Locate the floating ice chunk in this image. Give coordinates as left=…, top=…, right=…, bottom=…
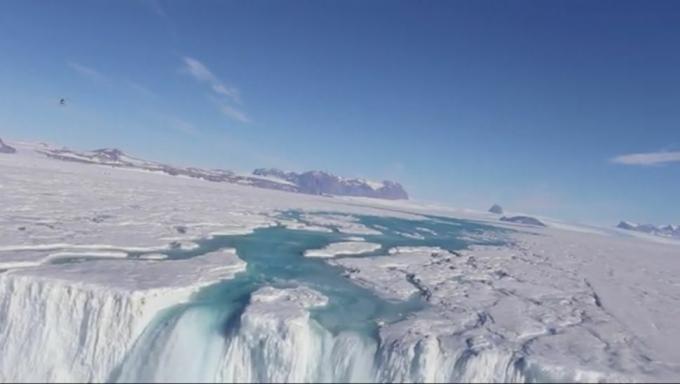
left=337, top=225, right=383, bottom=235
left=416, top=227, right=438, bottom=236
left=168, top=240, right=199, bottom=250
left=344, top=236, right=366, bottom=241
left=304, top=241, right=381, bottom=258
left=138, top=253, right=167, bottom=260
left=276, top=219, right=334, bottom=233
left=395, top=231, right=426, bottom=240
left=300, top=213, right=383, bottom=235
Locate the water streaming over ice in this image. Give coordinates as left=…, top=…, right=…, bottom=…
left=2, top=211, right=567, bottom=382
left=111, top=213, right=522, bottom=382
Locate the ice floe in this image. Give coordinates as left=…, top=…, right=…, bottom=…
left=304, top=241, right=381, bottom=258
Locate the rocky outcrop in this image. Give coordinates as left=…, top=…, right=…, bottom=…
left=252, top=168, right=409, bottom=200
left=0, top=138, right=16, bottom=154
left=617, top=221, right=680, bottom=239
left=36, top=145, right=406, bottom=200
left=500, top=216, right=546, bottom=227
left=488, top=204, right=504, bottom=214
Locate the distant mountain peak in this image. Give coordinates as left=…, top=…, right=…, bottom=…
left=617, top=221, right=680, bottom=239
left=489, top=204, right=504, bottom=214
left=500, top=215, right=546, bottom=227
left=93, top=147, right=124, bottom=155
left=91, top=148, right=127, bottom=162
left=93, top=148, right=123, bottom=154
left=0, top=137, right=16, bottom=154
left=252, top=168, right=408, bottom=200
left=35, top=145, right=408, bottom=200
left=616, top=221, right=638, bottom=230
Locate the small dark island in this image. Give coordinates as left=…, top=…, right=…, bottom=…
left=500, top=216, right=546, bottom=227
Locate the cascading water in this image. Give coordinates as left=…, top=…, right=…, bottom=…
left=109, top=213, right=529, bottom=383
left=2, top=212, right=578, bottom=383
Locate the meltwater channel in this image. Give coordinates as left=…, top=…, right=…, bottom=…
left=110, top=212, right=507, bottom=382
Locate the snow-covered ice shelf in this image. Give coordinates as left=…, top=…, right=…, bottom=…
left=1, top=140, right=680, bottom=382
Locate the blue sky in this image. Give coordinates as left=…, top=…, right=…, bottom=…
left=1, top=0, right=679, bottom=225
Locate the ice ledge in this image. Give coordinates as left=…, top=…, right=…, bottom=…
left=4, top=248, right=245, bottom=293
left=0, top=249, right=246, bottom=382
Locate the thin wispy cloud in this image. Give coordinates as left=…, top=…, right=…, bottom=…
left=220, top=105, right=251, bottom=124
left=67, top=61, right=108, bottom=83
left=181, top=57, right=240, bottom=103
left=610, top=151, right=680, bottom=166
left=181, top=56, right=250, bottom=124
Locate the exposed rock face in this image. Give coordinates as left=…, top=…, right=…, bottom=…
left=91, top=148, right=125, bottom=162
left=500, top=216, right=546, bottom=227
left=35, top=145, right=406, bottom=200
left=252, top=168, right=409, bottom=200
left=488, top=204, right=504, bottom=215
left=616, top=221, right=637, bottom=231
left=0, top=138, right=16, bottom=154
left=617, top=221, right=680, bottom=239
left=39, top=146, right=296, bottom=190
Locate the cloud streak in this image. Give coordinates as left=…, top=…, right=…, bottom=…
left=181, top=56, right=249, bottom=124
left=67, top=61, right=108, bottom=82
left=182, top=57, right=240, bottom=103
left=610, top=151, right=680, bottom=166
left=220, top=105, right=251, bottom=124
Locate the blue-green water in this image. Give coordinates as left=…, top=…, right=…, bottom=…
left=143, top=211, right=506, bottom=335
left=112, top=211, right=509, bottom=382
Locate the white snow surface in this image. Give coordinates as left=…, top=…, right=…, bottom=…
left=1, top=140, right=680, bottom=382
left=333, top=235, right=680, bottom=382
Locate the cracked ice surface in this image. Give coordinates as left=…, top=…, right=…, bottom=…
left=332, top=233, right=680, bottom=381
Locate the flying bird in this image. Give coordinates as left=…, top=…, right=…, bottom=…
left=59, top=98, right=67, bottom=106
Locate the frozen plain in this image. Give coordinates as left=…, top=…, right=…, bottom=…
left=1, top=141, right=680, bottom=382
